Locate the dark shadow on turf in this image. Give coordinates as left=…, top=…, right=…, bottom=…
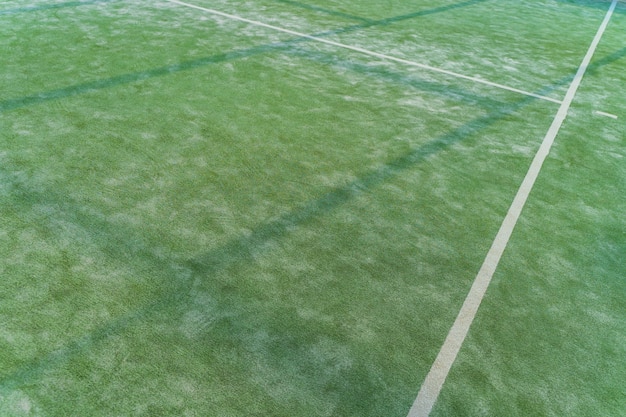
left=286, top=47, right=507, bottom=109
left=313, top=0, right=489, bottom=38
left=272, top=0, right=373, bottom=23
left=0, top=40, right=505, bottom=113
left=0, top=0, right=489, bottom=113
left=0, top=73, right=563, bottom=391
left=0, top=0, right=116, bottom=16
left=0, top=44, right=288, bottom=113
left=555, top=0, right=626, bottom=15
left=3, top=5, right=621, bottom=401
left=587, top=46, right=626, bottom=74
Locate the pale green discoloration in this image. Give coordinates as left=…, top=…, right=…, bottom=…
left=1, top=1, right=623, bottom=416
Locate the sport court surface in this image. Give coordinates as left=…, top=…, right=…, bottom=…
left=0, top=0, right=624, bottom=416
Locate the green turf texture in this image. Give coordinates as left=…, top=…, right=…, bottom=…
left=1, top=0, right=624, bottom=416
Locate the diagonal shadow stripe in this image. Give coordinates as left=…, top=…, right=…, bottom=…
left=0, top=38, right=504, bottom=115
left=187, top=102, right=536, bottom=275
left=0, top=44, right=290, bottom=113
left=587, top=46, right=626, bottom=74
left=285, top=46, right=506, bottom=109
left=556, top=0, right=626, bottom=14
left=0, top=0, right=116, bottom=16
left=0, top=0, right=489, bottom=113
left=0, top=66, right=571, bottom=390
left=273, top=0, right=373, bottom=23
left=308, top=0, right=489, bottom=38
left=6, top=0, right=621, bottom=396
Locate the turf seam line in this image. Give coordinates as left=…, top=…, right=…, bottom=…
left=407, top=1, right=619, bottom=416
left=163, top=0, right=563, bottom=104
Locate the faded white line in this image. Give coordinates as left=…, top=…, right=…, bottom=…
left=594, top=110, right=618, bottom=119
left=407, top=1, right=618, bottom=416
left=164, top=0, right=562, bottom=104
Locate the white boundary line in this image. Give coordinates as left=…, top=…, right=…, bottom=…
left=594, top=110, right=618, bottom=119
left=407, top=1, right=619, bottom=416
left=164, top=0, right=562, bottom=104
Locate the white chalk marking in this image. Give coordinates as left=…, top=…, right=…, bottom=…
left=164, top=0, right=562, bottom=104
left=594, top=110, right=618, bottom=119
left=408, top=1, right=618, bottom=416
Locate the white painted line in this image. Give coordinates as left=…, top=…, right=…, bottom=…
left=594, top=110, right=618, bottom=119
left=407, top=1, right=618, bottom=416
left=164, top=0, right=562, bottom=104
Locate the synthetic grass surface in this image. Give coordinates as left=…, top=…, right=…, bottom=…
left=1, top=0, right=624, bottom=416
left=431, top=7, right=626, bottom=414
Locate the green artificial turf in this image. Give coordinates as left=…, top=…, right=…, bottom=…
left=430, top=5, right=626, bottom=416
left=1, top=0, right=624, bottom=416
